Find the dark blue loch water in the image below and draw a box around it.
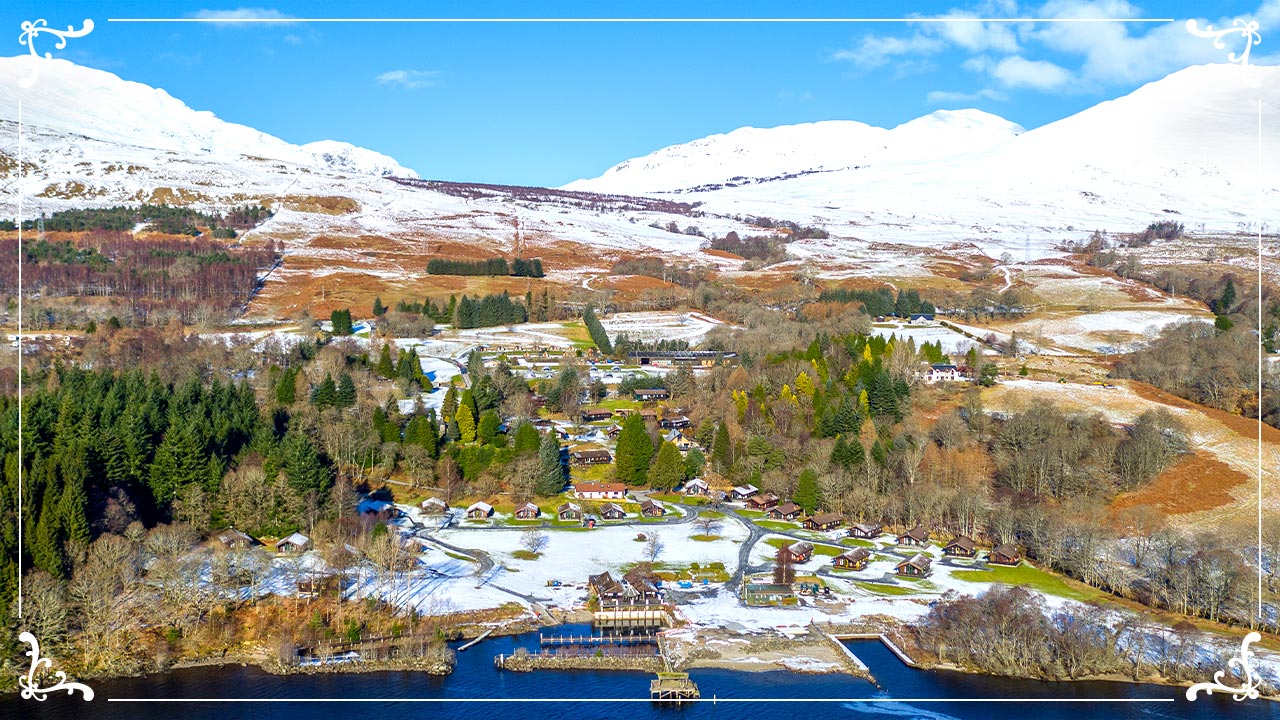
[6,626,1277,719]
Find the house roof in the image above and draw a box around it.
[788,541,814,556]
[853,522,883,533]
[276,532,310,548]
[946,535,976,552]
[557,502,582,513]
[467,501,493,513]
[772,502,801,515]
[576,482,626,494]
[684,478,708,489]
[897,553,932,571]
[421,497,447,509]
[899,525,930,542]
[836,548,870,563]
[516,502,540,513]
[600,502,625,515]
[991,543,1020,558]
[589,571,624,595]
[808,511,843,525]
[734,484,759,494]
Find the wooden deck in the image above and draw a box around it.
[650,672,700,703]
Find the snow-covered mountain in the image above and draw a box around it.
[567,64,1280,253]
[564,110,1025,194]
[0,56,417,178]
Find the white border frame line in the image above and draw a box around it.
[5,9,1254,707]
[105,17,1176,23]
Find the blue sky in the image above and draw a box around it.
[5,1,1277,185]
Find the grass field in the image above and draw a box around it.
[838,537,875,548]
[855,581,917,596]
[755,520,802,532]
[952,563,1111,603]
[764,538,845,556]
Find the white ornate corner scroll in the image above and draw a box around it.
[17,18,95,87]
[1186,18,1262,86]
[1186,631,1263,702]
[16,632,94,702]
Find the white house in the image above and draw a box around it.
[923,363,966,383]
[466,501,494,519]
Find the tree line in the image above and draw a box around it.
[426,257,545,278]
[2,203,272,235]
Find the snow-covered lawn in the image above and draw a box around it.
[599,311,725,346]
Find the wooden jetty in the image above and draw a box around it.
[650,671,700,703]
[457,627,494,652]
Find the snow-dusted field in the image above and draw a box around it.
[868,323,979,356]
[1009,310,1211,354]
[600,311,725,347]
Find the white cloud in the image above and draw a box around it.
[990,55,1074,89]
[934,10,1021,53]
[375,69,441,90]
[190,7,293,24]
[831,33,946,70]
[926,88,1009,103]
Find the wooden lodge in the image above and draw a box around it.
[466,501,494,519]
[576,482,627,499]
[732,484,759,501]
[833,548,871,570]
[767,502,802,520]
[943,535,977,558]
[623,567,661,601]
[514,502,541,519]
[784,541,814,563]
[558,502,583,521]
[580,407,614,423]
[275,532,311,554]
[803,512,843,531]
[897,525,930,547]
[849,522,884,539]
[600,502,627,520]
[895,553,933,577]
[296,574,342,598]
[216,528,257,549]
[639,499,666,517]
[683,478,709,495]
[634,388,671,401]
[420,497,448,515]
[571,448,613,465]
[747,492,781,511]
[988,544,1022,566]
[659,413,691,430]
[639,409,659,422]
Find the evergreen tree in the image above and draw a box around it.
[442,386,458,423]
[336,373,357,408]
[793,468,821,514]
[536,432,566,496]
[460,388,479,423]
[311,374,338,408]
[683,447,705,479]
[330,309,354,335]
[478,410,501,445]
[376,344,395,378]
[280,430,331,497]
[711,420,731,473]
[647,441,684,490]
[1219,278,1237,314]
[513,421,542,454]
[456,404,477,444]
[275,366,297,405]
[614,413,654,485]
[583,306,613,353]
[372,296,386,317]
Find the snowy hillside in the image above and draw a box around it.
[0,56,417,178]
[568,64,1280,252]
[564,110,1024,194]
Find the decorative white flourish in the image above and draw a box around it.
[1186,18,1262,85]
[1186,631,1263,701]
[16,18,95,88]
[16,632,94,702]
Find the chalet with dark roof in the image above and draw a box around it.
[897,525,930,547]
[988,544,1021,566]
[833,548,871,570]
[849,522,884,539]
[895,553,932,577]
[639,499,666,517]
[766,502,802,520]
[747,492,780,511]
[514,502,541,519]
[784,541,814,563]
[599,502,627,520]
[803,512,843,531]
[943,535,977,558]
